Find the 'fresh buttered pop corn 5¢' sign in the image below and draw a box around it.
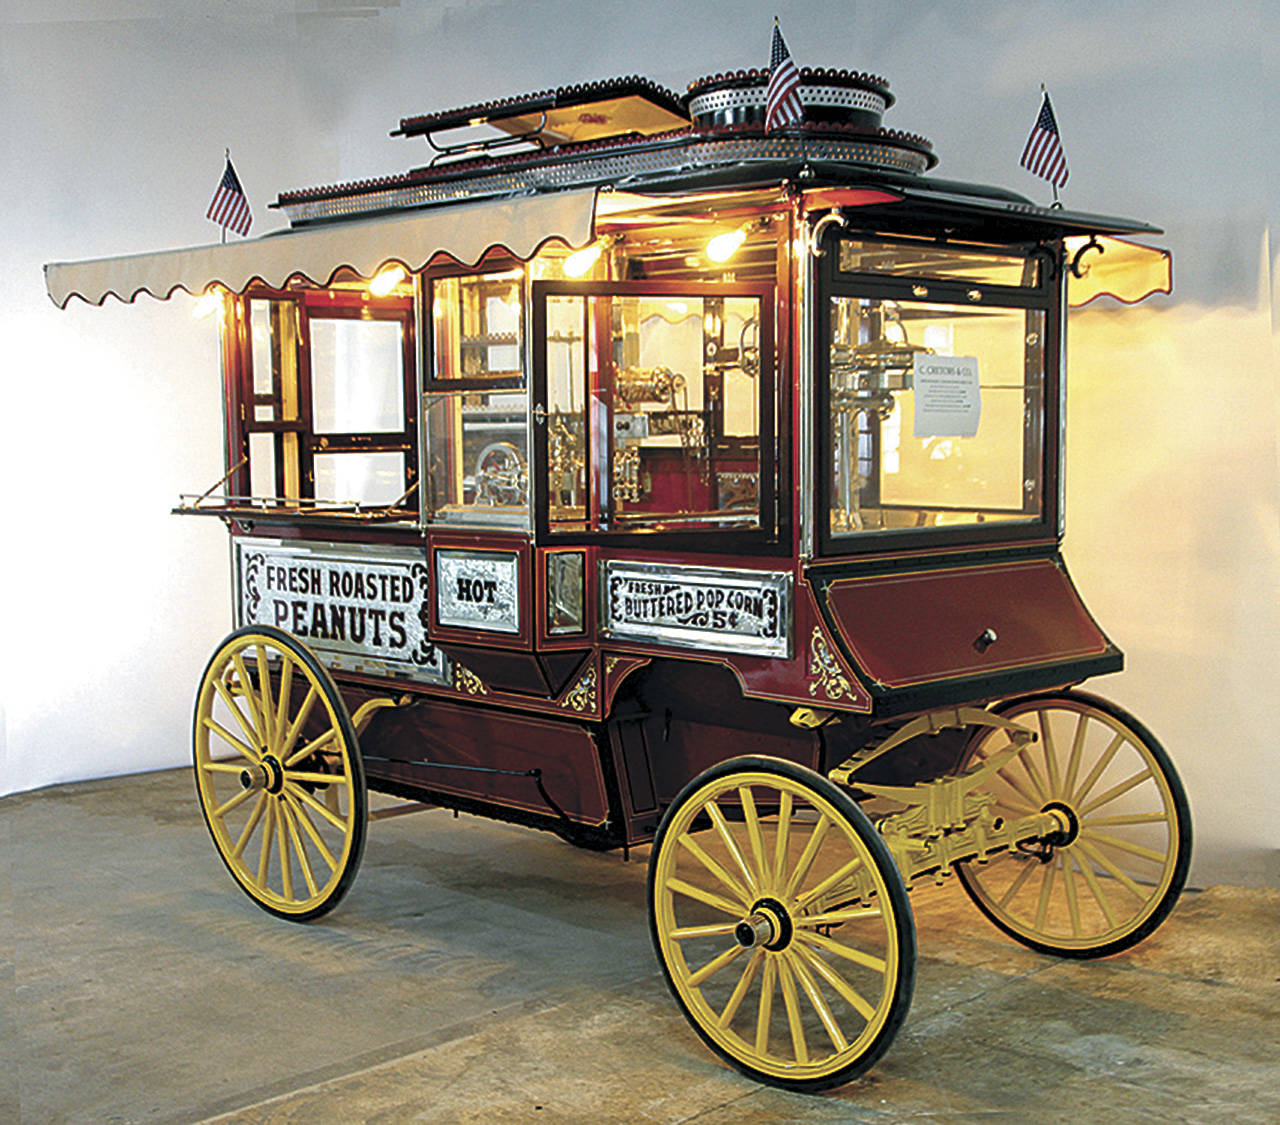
[601,561,791,658]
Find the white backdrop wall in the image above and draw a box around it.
[2,0,1276,887]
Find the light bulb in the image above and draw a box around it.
[192,287,223,319]
[369,264,407,296]
[563,242,603,278]
[705,228,747,263]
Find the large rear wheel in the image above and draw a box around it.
[649,756,914,1092]
[193,626,367,921]
[956,691,1191,958]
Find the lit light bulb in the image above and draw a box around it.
[192,287,223,319]
[369,264,407,296]
[705,227,747,264]
[563,242,603,278]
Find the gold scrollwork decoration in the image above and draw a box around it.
[453,664,488,696]
[809,627,857,703]
[561,664,598,713]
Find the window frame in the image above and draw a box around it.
[233,286,419,516]
[530,277,783,553]
[815,233,1062,557]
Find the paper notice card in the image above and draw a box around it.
[913,355,981,438]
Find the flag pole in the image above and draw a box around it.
[221,148,229,245]
[1042,87,1062,209]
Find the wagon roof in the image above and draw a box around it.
[43,68,1164,309]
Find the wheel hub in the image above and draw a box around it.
[1040,800,1080,847]
[239,754,285,795]
[734,897,793,951]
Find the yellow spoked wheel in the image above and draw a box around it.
[957,691,1191,958]
[193,626,367,921]
[648,756,914,1092]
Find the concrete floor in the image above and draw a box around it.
[2,768,1278,1125]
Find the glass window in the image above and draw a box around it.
[838,238,1040,288]
[236,291,416,517]
[539,286,770,535]
[423,388,529,525]
[826,295,1045,537]
[431,271,523,382]
[310,318,405,433]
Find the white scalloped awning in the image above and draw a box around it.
[1066,235,1172,308]
[44,189,598,308]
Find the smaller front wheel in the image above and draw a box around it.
[956,691,1192,958]
[649,756,915,1092]
[193,626,367,921]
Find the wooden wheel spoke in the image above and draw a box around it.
[705,800,758,897]
[687,943,746,989]
[677,834,752,908]
[1077,768,1154,818]
[669,921,740,941]
[1062,855,1082,938]
[783,814,831,900]
[1062,713,1089,799]
[284,769,350,788]
[795,856,866,912]
[230,653,269,747]
[996,855,1038,909]
[285,726,340,772]
[212,786,256,820]
[1087,812,1171,827]
[279,686,320,766]
[1078,828,1167,865]
[718,949,764,1028]
[283,792,338,872]
[1073,837,1148,903]
[279,799,319,899]
[255,644,277,751]
[792,941,877,1023]
[776,955,809,1065]
[1034,855,1057,931]
[277,801,293,900]
[201,759,253,775]
[754,955,777,1055]
[788,950,849,1053]
[1074,847,1120,927]
[201,717,259,764]
[794,905,881,928]
[272,653,294,756]
[1070,731,1125,807]
[994,764,1043,812]
[772,790,793,889]
[1039,711,1062,795]
[793,928,887,974]
[665,876,745,918]
[212,679,263,762]
[1016,751,1051,806]
[289,781,350,833]
[738,787,769,892]
[256,798,276,885]
[232,792,269,860]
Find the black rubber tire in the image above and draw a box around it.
[648,754,915,1092]
[956,690,1191,959]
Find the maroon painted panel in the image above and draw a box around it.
[360,698,609,825]
[823,559,1110,688]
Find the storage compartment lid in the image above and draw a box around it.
[808,553,1121,712]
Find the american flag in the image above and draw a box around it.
[206,155,252,237]
[765,20,803,133]
[1020,92,1069,189]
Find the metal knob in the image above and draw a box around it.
[973,627,998,654]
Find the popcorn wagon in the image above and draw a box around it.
[45,62,1189,1091]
